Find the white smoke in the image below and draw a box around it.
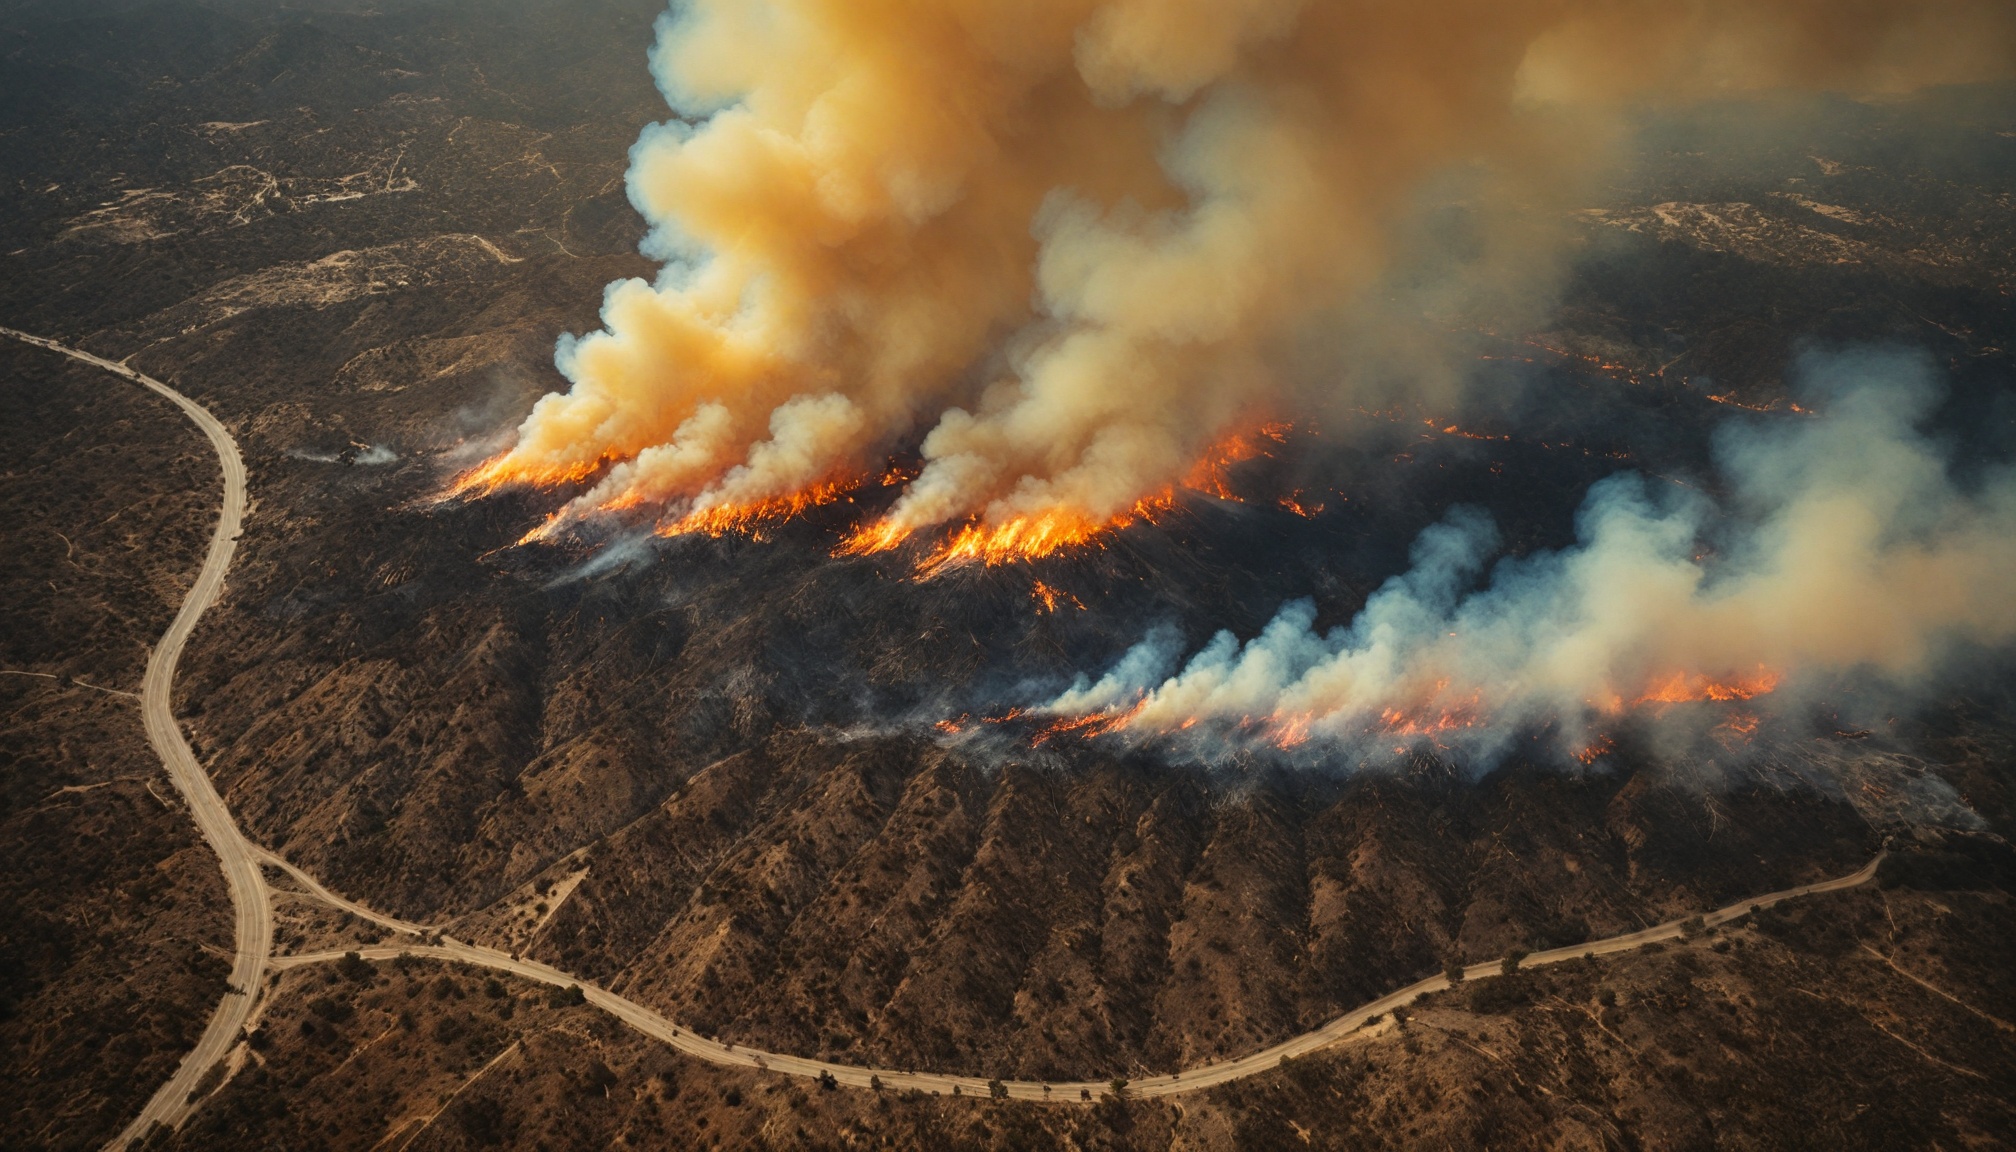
[1041,349,2016,766]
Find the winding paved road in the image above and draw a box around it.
[2,325,1893,1133]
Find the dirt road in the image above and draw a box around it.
[0,325,1891,1129]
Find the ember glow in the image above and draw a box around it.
[1031,358,2016,766]
[1030,580,1086,614]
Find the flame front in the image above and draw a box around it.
[1032,701,1149,744]
[450,455,608,501]
[478,416,1299,570]
[914,497,1175,577]
[1028,662,1790,763]
[1633,666,1782,706]
[844,495,1156,574]
[658,480,855,540]
[832,424,1287,573]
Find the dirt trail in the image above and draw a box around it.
[0,325,1890,1131]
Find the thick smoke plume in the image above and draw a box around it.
[464,0,2014,553]
[1040,351,2016,765]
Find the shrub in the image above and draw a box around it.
[185,1059,226,1104]
[455,1096,507,1146]
[307,995,354,1023]
[1468,977,1531,1015]
[1444,960,1466,983]
[1501,949,1528,976]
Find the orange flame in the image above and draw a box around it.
[515,513,566,546]
[1031,700,1148,744]
[658,480,854,540]
[842,423,1296,571]
[1633,665,1782,706]
[448,454,607,500]
[836,519,913,556]
[1180,422,1288,501]
[1030,580,1085,614]
[491,421,1309,567]
[1368,686,1484,743]
[1574,735,1617,764]
[1031,667,1784,757]
[914,495,1175,577]
[1277,490,1325,517]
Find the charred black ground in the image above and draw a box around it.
[2,2,2014,1148]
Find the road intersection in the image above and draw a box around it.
[0,327,1892,1140]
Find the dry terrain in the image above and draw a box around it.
[1,1,2012,1147]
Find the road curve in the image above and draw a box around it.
[1,328,275,1149]
[274,852,1885,1104]
[256,846,432,936]
[4,323,1892,1118]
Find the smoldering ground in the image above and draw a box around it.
[1038,348,2016,786]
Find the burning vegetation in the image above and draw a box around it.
[1027,354,2016,768]
[451,0,2012,576]
[437,0,2016,775]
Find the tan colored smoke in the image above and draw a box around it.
[467,0,2015,545]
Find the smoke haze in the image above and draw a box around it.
[463,0,2016,551]
[1040,350,2016,766]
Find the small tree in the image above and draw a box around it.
[870,1074,884,1092]
[1109,1078,1129,1098]
[1679,915,1709,942]
[1444,959,1466,984]
[817,1070,838,1091]
[1501,949,1528,976]
[988,1079,1008,1101]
